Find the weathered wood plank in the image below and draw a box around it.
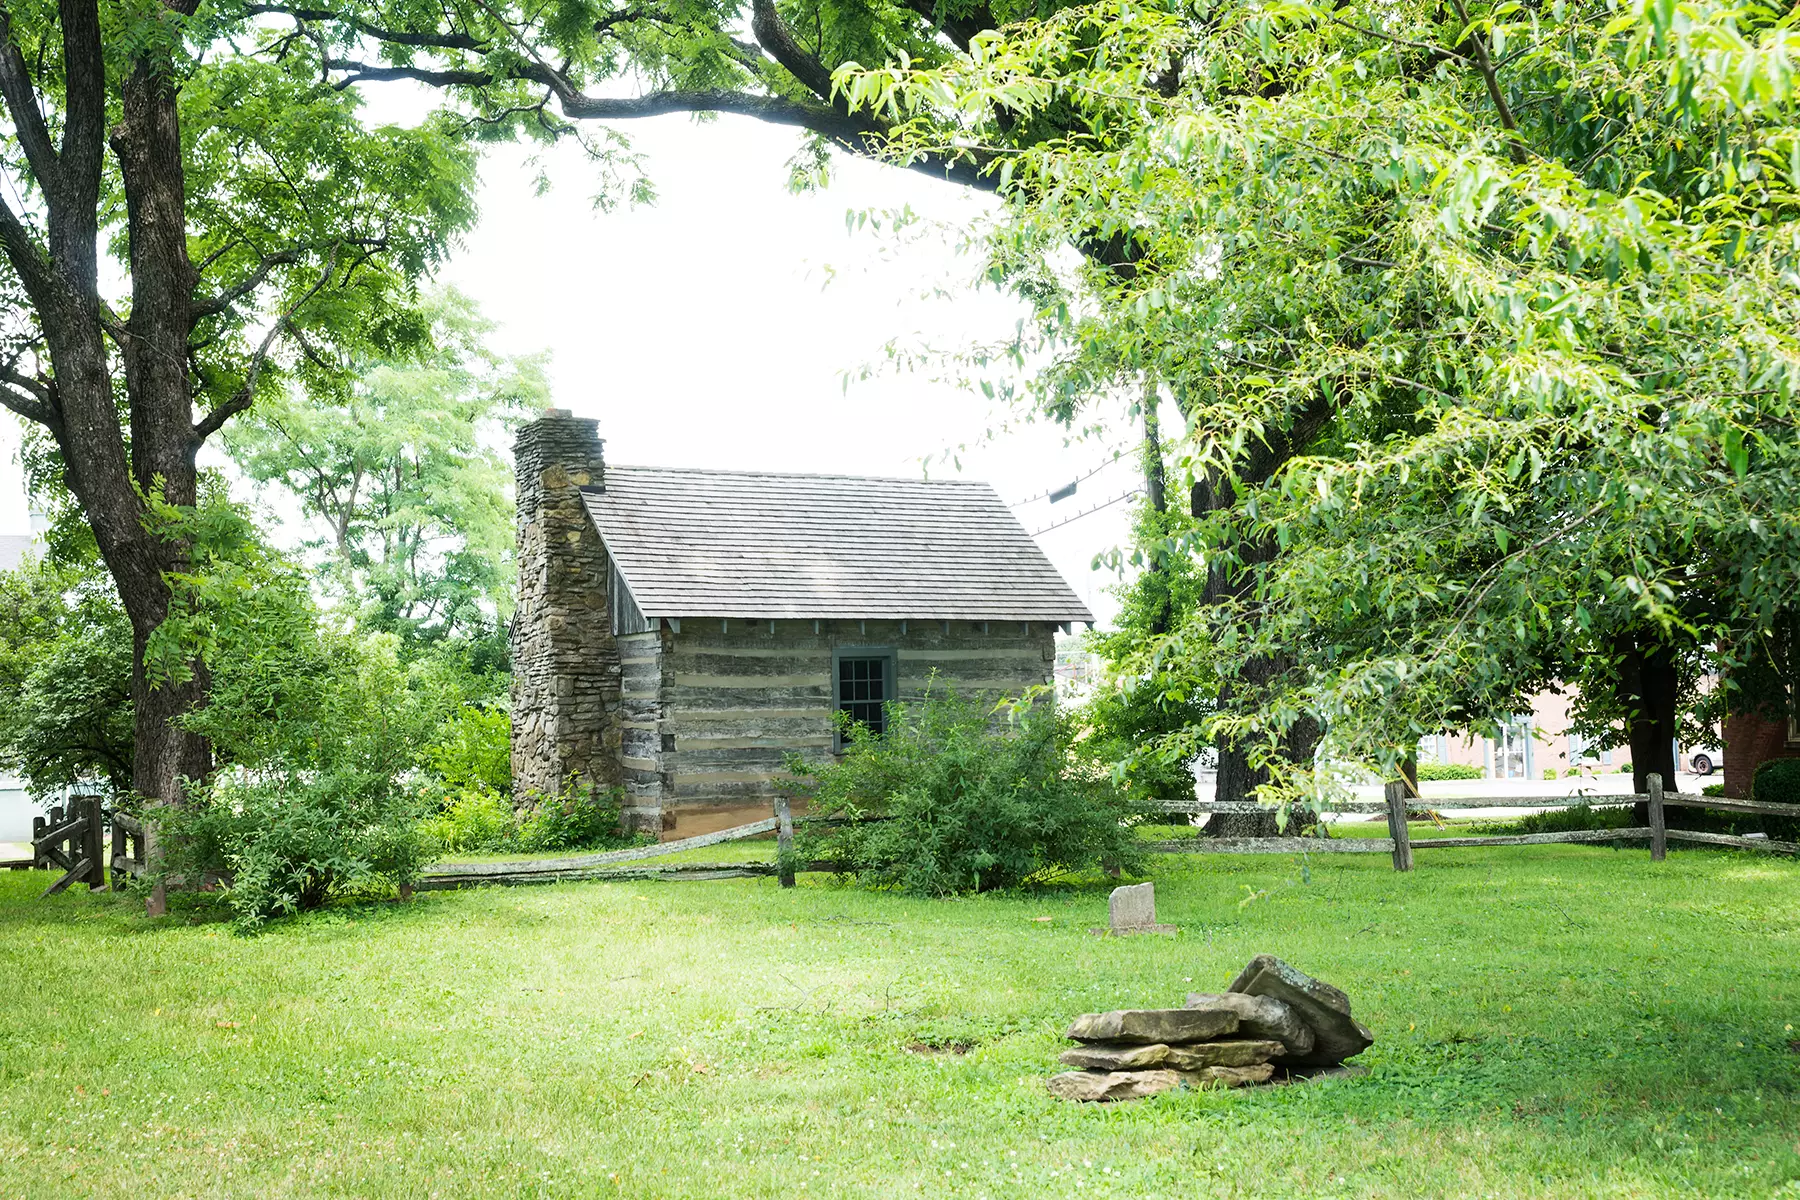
[1411,828,1651,848]
[424,816,780,878]
[1664,829,1800,855]
[1148,837,1394,854]
[1385,780,1413,872]
[1648,773,1667,862]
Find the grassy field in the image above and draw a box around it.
[2,839,1797,1198]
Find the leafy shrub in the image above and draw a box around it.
[787,690,1146,895]
[1543,768,1558,780]
[419,785,516,853]
[156,770,431,931]
[1702,783,1725,798]
[1415,763,1484,781]
[1618,760,1633,775]
[424,706,512,794]
[422,779,643,855]
[517,783,634,852]
[1751,759,1800,841]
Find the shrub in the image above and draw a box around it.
[1543,768,1558,780]
[517,783,635,853]
[1702,783,1725,798]
[419,784,516,853]
[1751,759,1800,841]
[1618,760,1633,775]
[156,769,431,931]
[1415,763,1484,781]
[788,690,1146,895]
[424,706,512,794]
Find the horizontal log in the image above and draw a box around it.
[1663,795,1800,819]
[1664,829,1800,855]
[112,813,144,835]
[1411,828,1651,848]
[424,816,780,877]
[32,815,89,847]
[1148,837,1393,854]
[111,856,149,876]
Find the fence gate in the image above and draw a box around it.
[31,796,106,897]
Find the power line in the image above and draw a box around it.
[1008,450,1135,508]
[1030,488,1141,536]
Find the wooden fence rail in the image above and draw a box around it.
[31,796,106,897]
[1151,775,1798,869]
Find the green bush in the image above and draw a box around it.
[419,784,516,853]
[788,691,1146,895]
[517,784,635,853]
[424,706,512,794]
[1618,761,1633,776]
[156,769,431,932]
[1543,768,1558,780]
[1415,763,1484,781]
[421,779,644,855]
[1750,759,1800,841]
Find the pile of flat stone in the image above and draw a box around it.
[1047,954,1374,1102]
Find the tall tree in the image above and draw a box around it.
[0,3,476,833]
[837,0,1800,803]
[225,287,546,651]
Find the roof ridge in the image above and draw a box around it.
[605,464,996,487]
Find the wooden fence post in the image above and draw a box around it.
[82,797,105,891]
[1384,779,1414,872]
[1647,772,1666,862]
[774,795,796,888]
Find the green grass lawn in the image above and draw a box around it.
[2,842,1797,1198]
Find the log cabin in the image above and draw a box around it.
[510,409,1094,833]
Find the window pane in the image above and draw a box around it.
[838,656,888,737]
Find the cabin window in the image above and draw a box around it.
[834,649,895,744]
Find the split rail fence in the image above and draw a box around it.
[1148,774,1799,870]
[25,799,150,897]
[403,773,1799,892]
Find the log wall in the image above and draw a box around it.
[626,617,1057,828]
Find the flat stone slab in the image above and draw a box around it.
[1047,1063,1274,1102]
[1066,1008,1238,1045]
[1184,992,1316,1058]
[1227,954,1374,1067]
[1059,1039,1284,1071]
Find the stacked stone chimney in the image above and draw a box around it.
[511,410,622,807]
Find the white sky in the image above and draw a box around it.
[0,105,1142,624]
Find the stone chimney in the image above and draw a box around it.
[510,409,621,807]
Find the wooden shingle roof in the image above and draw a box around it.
[582,465,1094,623]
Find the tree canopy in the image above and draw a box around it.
[838,0,1800,800]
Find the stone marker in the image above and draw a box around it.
[1045,1063,1274,1102]
[1227,954,1374,1066]
[1059,1039,1285,1072]
[1183,992,1316,1058]
[1100,881,1176,936]
[1066,1008,1238,1045]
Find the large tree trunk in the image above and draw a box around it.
[1617,629,1679,818]
[1187,399,1335,834]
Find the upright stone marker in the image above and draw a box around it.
[1097,882,1176,936]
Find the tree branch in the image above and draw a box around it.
[245,4,486,50]
[190,247,301,322]
[1446,0,1526,165]
[0,11,60,191]
[192,247,339,445]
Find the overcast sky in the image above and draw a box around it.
[0,106,1143,623]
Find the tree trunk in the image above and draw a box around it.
[1140,380,1170,636]
[1617,629,1678,822]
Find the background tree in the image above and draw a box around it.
[225,287,545,661]
[0,551,133,798]
[0,1,475,834]
[840,0,1800,803]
